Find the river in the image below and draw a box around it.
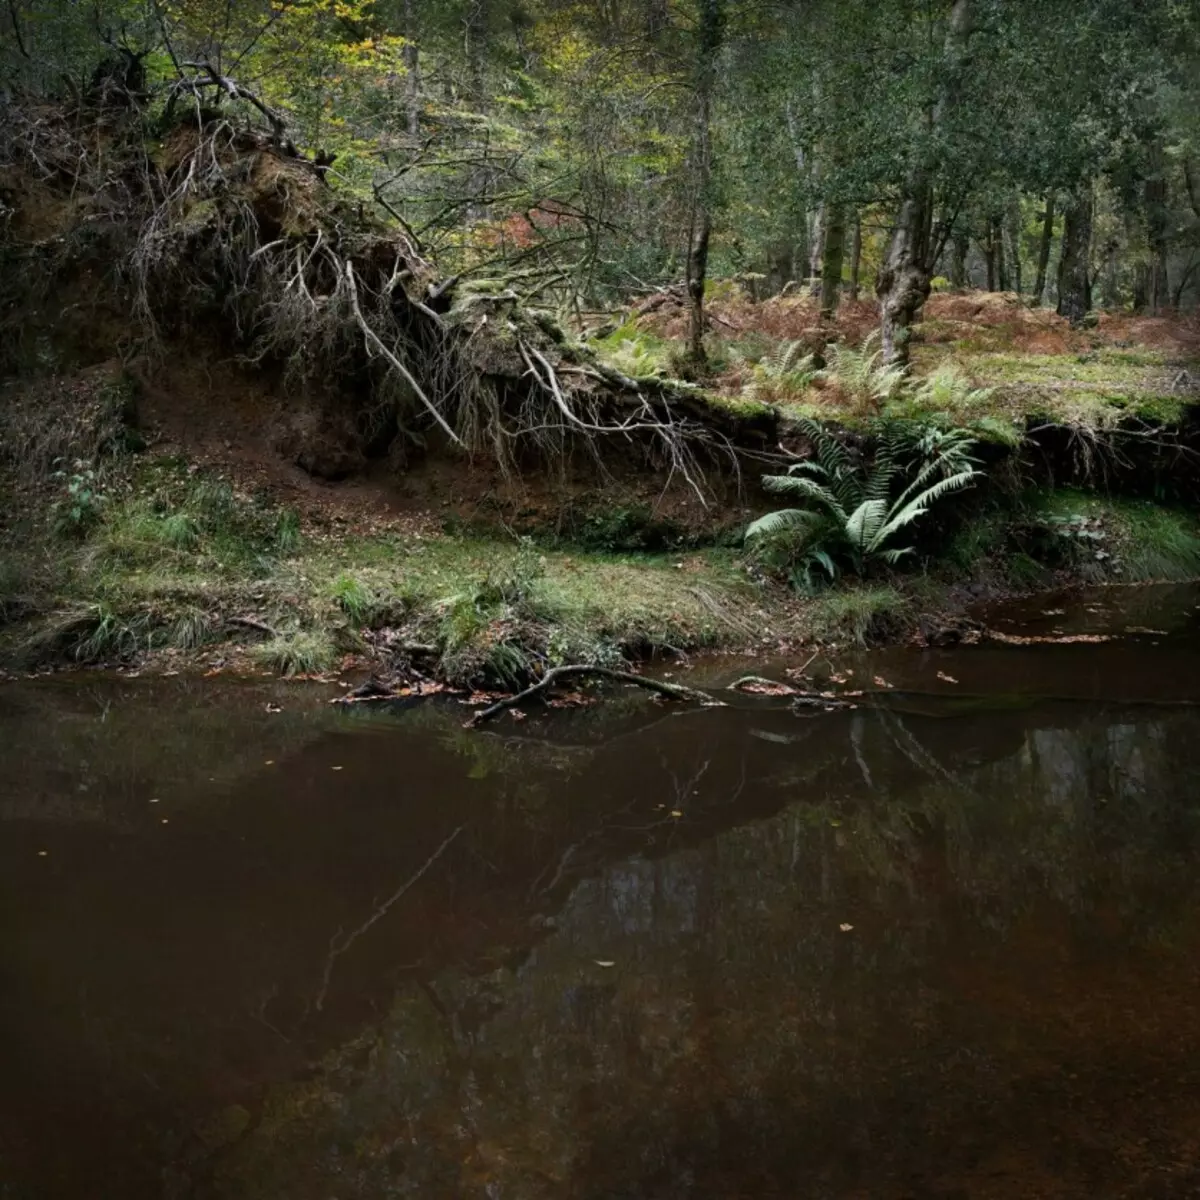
[2,585,1200,1198]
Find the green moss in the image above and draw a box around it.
[1021,490,1200,583]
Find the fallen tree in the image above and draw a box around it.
[0,84,781,496]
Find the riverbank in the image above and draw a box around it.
[4,427,1200,688]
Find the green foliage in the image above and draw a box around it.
[274,509,302,554]
[745,340,819,403]
[52,462,106,535]
[330,573,374,626]
[808,586,910,646]
[912,362,995,413]
[69,602,151,663]
[819,334,906,411]
[251,631,337,677]
[592,322,671,379]
[746,419,980,585]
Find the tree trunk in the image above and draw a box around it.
[686,0,722,366]
[819,205,846,317]
[809,202,825,296]
[687,211,711,363]
[1144,145,1170,313]
[950,229,968,289]
[984,223,996,291]
[464,0,486,101]
[1056,184,1093,325]
[1007,202,1022,296]
[403,0,420,137]
[848,212,862,300]
[876,0,973,364]
[878,188,932,366]
[992,215,1007,291]
[1033,194,1055,304]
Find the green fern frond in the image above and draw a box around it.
[745,507,827,543]
[761,474,848,522]
[845,499,889,551]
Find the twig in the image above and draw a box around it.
[228,614,278,638]
[314,825,464,1011]
[468,665,716,725]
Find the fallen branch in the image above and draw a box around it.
[468,665,716,725]
[227,614,279,638]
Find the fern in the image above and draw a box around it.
[746,421,982,583]
[745,340,818,402]
[914,361,995,412]
[819,332,907,409]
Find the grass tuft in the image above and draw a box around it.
[808,586,910,645]
[251,630,337,677]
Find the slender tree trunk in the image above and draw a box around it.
[464,0,486,101]
[765,240,794,297]
[647,0,670,40]
[1007,202,1022,296]
[1144,144,1170,313]
[686,0,722,366]
[403,0,420,137]
[1174,256,1199,309]
[984,222,996,291]
[877,0,973,364]
[809,202,825,296]
[950,229,968,289]
[848,212,862,300]
[1056,184,1093,325]
[1033,194,1055,304]
[993,216,1008,291]
[819,205,846,317]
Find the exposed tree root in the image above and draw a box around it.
[1,91,778,496]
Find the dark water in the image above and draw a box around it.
[3,586,1200,1199]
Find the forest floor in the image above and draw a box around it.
[2,290,1199,688]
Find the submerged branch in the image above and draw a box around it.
[468,665,717,725]
[314,824,464,1011]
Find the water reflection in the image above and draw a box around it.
[1,661,1200,1197]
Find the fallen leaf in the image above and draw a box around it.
[937,672,959,684]
[839,923,854,932]
[594,960,615,968]
[265,703,282,713]
[872,676,894,689]
[37,850,48,857]
[509,709,527,722]
[331,766,344,771]
[669,809,683,818]
[264,760,274,766]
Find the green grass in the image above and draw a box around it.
[250,631,338,677]
[1027,490,1200,583]
[806,585,910,646]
